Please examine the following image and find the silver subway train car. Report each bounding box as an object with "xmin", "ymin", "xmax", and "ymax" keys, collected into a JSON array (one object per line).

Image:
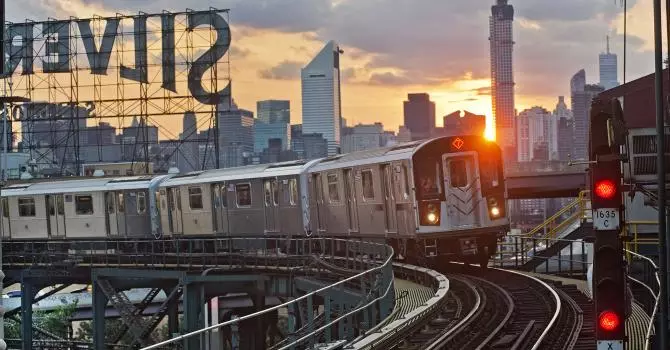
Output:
[
  {"xmin": 0, "ymin": 136, "xmax": 509, "ymax": 264},
  {"xmin": 0, "ymin": 175, "xmax": 171, "ymax": 240}
]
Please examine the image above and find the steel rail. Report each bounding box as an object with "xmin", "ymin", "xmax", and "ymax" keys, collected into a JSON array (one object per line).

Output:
[
  {"xmin": 424, "ymin": 276, "xmax": 482, "ymax": 350},
  {"xmin": 140, "ymin": 245, "xmax": 395, "ymax": 350},
  {"xmin": 492, "ymin": 268, "xmax": 561, "ymax": 350}
]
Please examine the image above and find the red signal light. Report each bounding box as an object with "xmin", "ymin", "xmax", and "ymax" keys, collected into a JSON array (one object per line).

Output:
[
  {"xmin": 598, "ymin": 310, "xmax": 620, "ymax": 332},
  {"xmin": 594, "ymin": 179, "xmax": 617, "ymax": 199}
]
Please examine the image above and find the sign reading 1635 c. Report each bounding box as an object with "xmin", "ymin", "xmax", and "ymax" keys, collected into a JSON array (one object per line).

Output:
[{"xmin": 593, "ymin": 208, "xmax": 620, "ymax": 231}]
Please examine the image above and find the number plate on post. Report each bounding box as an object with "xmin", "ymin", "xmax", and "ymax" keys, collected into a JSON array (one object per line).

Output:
[{"xmin": 593, "ymin": 208, "xmax": 620, "ymax": 231}]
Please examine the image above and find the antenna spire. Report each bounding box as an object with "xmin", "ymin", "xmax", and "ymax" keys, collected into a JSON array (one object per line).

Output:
[{"xmin": 606, "ymin": 35, "xmax": 610, "ymax": 54}]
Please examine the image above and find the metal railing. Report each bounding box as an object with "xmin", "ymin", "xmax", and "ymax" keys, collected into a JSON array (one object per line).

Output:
[
  {"xmin": 112, "ymin": 237, "xmax": 396, "ymax": 349},
  {"xmin": 623, "ymin": 221, "xmax": 660, "ymax": 256},
  {"xmin": 3, "ymin": 236, "xmax": 388, "ymax": 272},
  {"xmin": 494, "ymin": 236, "xmax": 591, "ymax": 277},
  {"xmin": 624, "ymin": 249, "xmax": 660, "ymax": 350}
]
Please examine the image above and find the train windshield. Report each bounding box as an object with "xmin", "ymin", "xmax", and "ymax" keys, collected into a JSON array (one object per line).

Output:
[
  {"xmin": 416, "ymin": 159, "xmax": 443, "ymax": 200},
  {"xmin": 480, "ymin": 156, "xmax": 503, "ymax": 194}
]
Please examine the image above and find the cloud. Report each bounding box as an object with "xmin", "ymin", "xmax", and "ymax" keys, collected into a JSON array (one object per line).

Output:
[
  {"xmin": 471, "ymin": 87, "xmax": 491, "ymax": 96},
  {"xmin": 369, "ymin": 72, "xmax": 412, "ymax": 86},
  {"xmin": 258, "ymin": 61, "xmax": 302, "ymax": 80}
]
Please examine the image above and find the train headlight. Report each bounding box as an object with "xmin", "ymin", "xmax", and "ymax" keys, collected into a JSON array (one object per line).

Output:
[
  {"xmin": 427, "ymin": 212, "xmax": 438, "ymax": 224},
  {"xmin": 490, "ymin": 207, "xmax": 500, "ymax": 217}
]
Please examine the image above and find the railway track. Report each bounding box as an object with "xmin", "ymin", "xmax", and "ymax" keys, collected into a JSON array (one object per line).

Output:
[{"xmin": 374, "ymin": 263, "xmax": 563, "ymax": 350}]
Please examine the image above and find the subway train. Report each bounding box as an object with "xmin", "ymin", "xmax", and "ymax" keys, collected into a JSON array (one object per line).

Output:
[{"xmin": 0, "ymin": 135, "xmax": 509, "ymax": 265}]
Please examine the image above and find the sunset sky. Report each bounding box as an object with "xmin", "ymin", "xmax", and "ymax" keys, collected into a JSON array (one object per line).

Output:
[{"xmin": 4, "ymin": 0, "xmax": 666, "ymax": 137}]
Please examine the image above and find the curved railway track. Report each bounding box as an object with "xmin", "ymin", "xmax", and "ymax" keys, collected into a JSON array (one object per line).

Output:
[{"xmin": 375, "ymin": 263, "xmax": 565, "ymax": 350}]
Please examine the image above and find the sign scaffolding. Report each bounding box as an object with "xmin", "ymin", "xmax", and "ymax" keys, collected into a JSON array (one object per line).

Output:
[{"xmin": 2, "ymin": 8, "xmax": 232, "ymax": 176}]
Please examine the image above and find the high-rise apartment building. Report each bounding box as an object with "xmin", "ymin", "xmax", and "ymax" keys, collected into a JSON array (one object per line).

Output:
[
  {"xmin": 516, "ymin": 107, "xmax": 554, "ymax": 162},
  {"xmin": 489, "ymin": 0, "xmax": 516, "ymax": 163},
  {"xmin": 217, "ymin": 100, "xmax": 254, "ymax": 168},
  {"xmin": 599, "ymin": 36, "xmax": 619, "ymax": 90},
  {"xmin": 301, "ymin": 40, "xmax": 343, "ymax": 156},
  {"xmin": 403, "ymin": 93, "xmax": 435, "ymax": 141}
]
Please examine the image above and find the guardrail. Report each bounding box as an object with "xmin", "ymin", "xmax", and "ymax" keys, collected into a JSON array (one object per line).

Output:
[
  {"xmin": 119, "ymin": 237, "xmax": 396, "ymax": 350},
  {"xmin": 349, "ymin": 262, "xmax": 449, "ymax": 349},
  {"xmin": 624, "ymin": 249, "xmax": 660, "ymax": 350},
  {"xmin": 494, "ymin": 236, "xmax": 591, "ymax": 277}
]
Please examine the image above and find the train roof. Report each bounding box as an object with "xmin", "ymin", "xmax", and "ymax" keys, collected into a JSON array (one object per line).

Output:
[
  {"xmin": 308, "ymin": 139, "xmax": 429, "ymax": 172},
  {"xmin": 160, "ymin": 159, "xmax": 322, "ymax": 187},
  {"xmin": 1, "ymin": 175, "xmax": 170, "ymax": 197}
]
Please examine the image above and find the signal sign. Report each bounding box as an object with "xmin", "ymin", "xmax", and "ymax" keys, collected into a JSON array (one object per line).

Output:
[{"xmin": 452, "ymin": 138, "xmax": 464, "ymax": 150}]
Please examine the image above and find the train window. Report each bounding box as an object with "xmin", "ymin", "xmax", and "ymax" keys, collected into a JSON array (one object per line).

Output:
[
  {"xmin": 160, "ymin": 189, "xmax": 167, "ymax": 210},
  {"xmin": 188, "ymin": 187, "xmax": 203, "ymax": 210},
  {"xmin": 118, "ymin": 193, "xmax": 125, "ymax": 213},
  {"xmin": 272, "ymin": 179, "xmax": 279, "ymax": 206},
  {"xmin": 220, "ymin": 185, "xmax": 228, "ymax": 208},
  {"xmin": 137, "ymin": 192, "xmax": 147, "ymax": 214},
  {"xmin": 106, "ymin": 194, "xmax": 115, "ymax": 214},
  {"xmin": 417, "ymin": 160, "xmax": 442, "ymax": 199},
  {"xmin": 48, "ymin": 196, "xmax": 55, "ymax": 216},
  {"xmin": 264, "ymin": 181, "xmax": 272, "ymax": 207},
  {"xmin": 480, "ymin": 157, "xmax": 501, "ymax": 193},
  {"xmin": 18, "ymin": 198, "xmax": 36, "ymax": 217},
  {"xmin": 328, "ymin": 174, "xmax": 340, "ymax": 202},
  {"xmin": 362, "ymin": 170, "xmax": 375, "ymax": 200},
  {"xmin": 289, "ymin": 179, "xmax": 298, "ymax": 206},
  {"xmin": 75, "ymin": 195, "xmax": 94, "ymax": 215},
  {"xmin": 57, "ymin": 196, "xmax": 64, "ymax": 215},
  {"xmin": 213, "ymin": 185, "xmax": 221, "ymax": 208},
  {"xmin": 402, "ymin": 164, "xmax": 410, "ymax": 199},
  {"xmin": 236, "ymin": 184, "xmax": 252, "ymax": 207},
  {"xmin": 2, "ymin": 197, "xmax": 9, "ymax": 218},
  {"xmin": 449, "ymin": 160, "xmax": 468, "ymax": 188}
]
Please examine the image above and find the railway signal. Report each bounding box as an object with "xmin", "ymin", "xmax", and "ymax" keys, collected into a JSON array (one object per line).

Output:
[{"xmin": 590, "ymin": 98, "xmax": 627, "ymax": 349}]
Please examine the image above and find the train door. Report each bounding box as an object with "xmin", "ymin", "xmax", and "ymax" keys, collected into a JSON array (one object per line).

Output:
[
  {"xmin": 343, "ymin": 169, "xmax": 359, "ymax": 233},
  {"xmin": 106, "ymin": 192, "xmax": 118, "ymax": 236},
  {"xmin": 313, "ymin": 173, "xmax": 327, "ymax": 232},
  {"xmin": 116, "ymin": 192, "xmax": 128, "ymax": 236},
  {"xmin": 168, "ymin": 187, "xmax": 184, "ymax": 234},
  {"xmin": 1, "ymin": 197, "xmax": 10, "ymax": 238},
  {"xmin": 263, "ymin": 179, "xmax": 279, "ymax": 233},
  {"xmin": 443, "ymin": 155, "xmax": 480, "ymax": 228},
  {"xmin": 381, "ymin": 164, "xmax": 398, "ymax": 233},
  {"xmin": 212, "ymin": 183, "xmax": 230, "ymax": 235},
  {"xmin": 46, "ymin": 195, "xmax": 66, "ymax": 237}
]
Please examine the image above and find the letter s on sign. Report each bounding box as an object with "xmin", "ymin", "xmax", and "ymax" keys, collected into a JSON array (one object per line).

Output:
[{"xmin": 187, "ymin": 13, "xmax": 231, "ymax": 105}]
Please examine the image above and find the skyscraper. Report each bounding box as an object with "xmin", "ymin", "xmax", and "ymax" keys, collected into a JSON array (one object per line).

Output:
[
  {"xmin": 571, "ymin": 70, "xmax": 604, "ymax": 161},
  {"xmin": 599, "ymin": 36, "xmax": 619, "ymax": 90},
  {"xmin": 403, "ymin": 93, "xmax": 435, "ymax": 141},
  {"xmin": 257, "ymin": 100, "xmax": 290, "ymax": 124},
  {"xmin": 489, "ymin": 0, "xmax": 516, "ymax": 163},
  {"xmin": 301, "ymin": 40, "xmax": 343, "ymax": 156}
]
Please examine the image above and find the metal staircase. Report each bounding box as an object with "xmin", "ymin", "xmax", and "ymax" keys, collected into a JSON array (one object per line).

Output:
[
  {"xmin": 97, "ymin": 279, "xmax": 153, "ymax": 346},
  {"xmin": 495, "ymin": 191, "xmax": 592, "ymax": 270}
]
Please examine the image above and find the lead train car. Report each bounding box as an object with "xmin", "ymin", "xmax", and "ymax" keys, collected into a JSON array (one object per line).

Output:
[
  {"xmin": 307, "ymin": 135, "xmax": 508, "ymax": 264},
  {"xmin": 0, "ymin": 175, "xmax": 170, "ymax": 240}
]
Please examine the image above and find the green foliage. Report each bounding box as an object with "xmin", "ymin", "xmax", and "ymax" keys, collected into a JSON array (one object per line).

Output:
[{"xmin": 3, "ymin": 301, "xmax": 77, "ymax": 341}]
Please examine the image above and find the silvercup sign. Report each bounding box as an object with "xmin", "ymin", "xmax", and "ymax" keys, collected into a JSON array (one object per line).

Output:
[{"xmin": 3, "ymin": 9, "xmax": 231, "ymax": 105}]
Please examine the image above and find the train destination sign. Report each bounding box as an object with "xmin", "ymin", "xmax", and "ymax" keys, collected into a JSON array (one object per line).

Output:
[{"xmin": 2, "ymin": 9, "xmax": 231, "ymax": 105}]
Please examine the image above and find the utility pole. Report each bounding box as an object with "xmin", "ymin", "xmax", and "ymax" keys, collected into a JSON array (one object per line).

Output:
[{"xmin": 653, "ymin": 0, "xmax": 669, "ymax": 348}]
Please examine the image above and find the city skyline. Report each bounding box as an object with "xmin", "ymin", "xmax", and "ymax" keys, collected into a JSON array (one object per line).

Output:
[{"xmin": 2, "ymin": 0, "xmax": 651, "ymax": 136}]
